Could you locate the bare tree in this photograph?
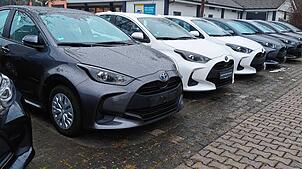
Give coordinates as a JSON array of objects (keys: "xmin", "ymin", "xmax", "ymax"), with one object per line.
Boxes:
[{"xmin": 290, "ymin": 0, "xmax": 302, "ymax": 29}]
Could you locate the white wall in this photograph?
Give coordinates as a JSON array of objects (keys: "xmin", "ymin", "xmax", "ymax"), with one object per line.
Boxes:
[
  {"xmin": 126, "ymin": 0, "xmax": 164, "ymax": 15},
  {"xmin": 204, "ymin": 6, "xmax": 221, "ymax": 18},
  {"xmin": 224, "ymin": 9, "xmax": 240, "ymax": 19},
  {"xmin": 169, "ymin": 2, "xmax": 197, "ymax": 16}
]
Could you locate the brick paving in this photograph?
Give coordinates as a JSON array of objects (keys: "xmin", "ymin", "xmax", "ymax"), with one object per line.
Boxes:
[{"xmin": 176, "ymin": 83, "xmax": 302, "ymax": 169}]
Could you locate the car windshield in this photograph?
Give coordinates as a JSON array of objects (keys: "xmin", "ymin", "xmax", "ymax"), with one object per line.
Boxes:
[
  {"xmin": 40, "ymin": 13, "xmax": 132, "ymax": 45},
  {"xmin": 138, "ymin": 17, "xmax": 194, "ymax": 40},
  {"xmin": 277, "ymin": 22, "xmax": 301, "ymax": 32},
  {"xmin": 252, "ymin": 22, "xmax": 276, "ymax": 34},
  {"xmin": 270, "ymin": 22, "xmax": 291, "ymax": 33},
  {"xmin": 192, "ymin": 19, "xmax": 230, "ymax": 36},
  {"xmin": 227, "ymin": 20, "xmax": 257, "ymax": 35}
]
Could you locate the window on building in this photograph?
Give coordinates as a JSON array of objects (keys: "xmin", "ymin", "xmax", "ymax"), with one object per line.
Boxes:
[
  {"xmin": 209, "ymin": 7, "xmax": 215, "ymax": 10},
  {"xmin": 232, "ymin": 10, "xmax": 236, "ymax": 13},
  {"xmin": 173, "ymin": 11, "xmax": 181, "ymax": 16},
  {"xmin": 208, "ymin": 14, "xmax": 213, "ymax": 18}
]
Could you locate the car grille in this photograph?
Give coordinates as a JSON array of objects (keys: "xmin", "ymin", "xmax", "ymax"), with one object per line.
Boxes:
[
  {"xmin": 126, "ymin": 98, "xmax": 180, "ymax": 121},
  {"xmin": 137, "ymin": 77, "xmax": 182, "ymax": 95},
  {"xmin": 206, "ymin": 60, "xmax": 234, "ymax": 88},
  {"xmin": 251, "ymin": 52, "xmax": 266, "ymax": 70}
]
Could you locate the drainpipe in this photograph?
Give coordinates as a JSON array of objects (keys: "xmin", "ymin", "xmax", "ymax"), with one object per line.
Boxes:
[
  {"xmin": 200, "ymin": 0, "xmax": 205, "ymax": 17},
  {"xmin": 164, "ymin": 0, "xmax": 169, "ymax": 15}
]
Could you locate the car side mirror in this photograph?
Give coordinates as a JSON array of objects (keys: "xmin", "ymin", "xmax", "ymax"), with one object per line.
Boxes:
[
  {"xmin": 131, "ymin": 32, "xmax": 145, "ymax": 41},
  {"xmin": 189, "ymin": 31, "xmax": 200, "ymax": 37},
  {"xmin": 227, "ymin": 30, "xmax": 235, "ymax": 35},
  {"xmin": 22, "ymin": 35, "xmax": 44, "ymax": 49}
]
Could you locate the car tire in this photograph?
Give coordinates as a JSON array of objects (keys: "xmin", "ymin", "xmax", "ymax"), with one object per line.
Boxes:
[{"xmin": 49, "ymin": 85, "xmax": 82, "ymax": 137}]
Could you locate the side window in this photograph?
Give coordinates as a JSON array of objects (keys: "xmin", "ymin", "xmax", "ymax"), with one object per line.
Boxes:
[
  {"xmin": 0, "ymin": 10, "xmax": 10, "ymax": 37},
  {"xmin": 115, "ymin": 16, "xmax": 142, "ymax": 36},
  {"xmin": 99, "ymin": 15, "xmax": 115, "ymax": 23},
  {"xmin": 10, "ymin": 11, "xmax": 39, "ymax": 43}
]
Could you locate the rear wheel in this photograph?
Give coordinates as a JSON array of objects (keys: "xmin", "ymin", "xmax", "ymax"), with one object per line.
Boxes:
[{"xmin": 49, "ymin": 86, "xmax": 82, "ymax": 137}]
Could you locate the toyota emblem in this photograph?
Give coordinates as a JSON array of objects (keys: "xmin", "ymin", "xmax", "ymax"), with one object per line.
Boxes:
[
  {"xmin": 225, "ymin": 56, "xmax": 229, "ymax": 61},
  {"xmin": 159, "ymin": 72, "xmax": 169, "ymax": 82}
]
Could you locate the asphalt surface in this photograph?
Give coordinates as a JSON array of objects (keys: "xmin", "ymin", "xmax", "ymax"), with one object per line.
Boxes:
[{"xmin": 27, "ymin": 59, "xmax": 302, "ymax": 169}]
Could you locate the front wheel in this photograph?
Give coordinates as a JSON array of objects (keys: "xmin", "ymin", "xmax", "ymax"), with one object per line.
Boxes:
[{"xmin": 49, "ymin": 86, "xmax": 82, "ymax": 137}]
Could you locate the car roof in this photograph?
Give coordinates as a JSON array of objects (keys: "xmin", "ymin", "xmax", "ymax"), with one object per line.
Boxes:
[{"xmin": 0, "ymin": 5, "xmax": 92, "ymax": 15}]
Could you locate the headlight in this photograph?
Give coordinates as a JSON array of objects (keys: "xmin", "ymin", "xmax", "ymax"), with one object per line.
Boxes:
[
  {"xmin": 0, "ymin": 74, "xmax": 16, "ymax": 115},
  {"xmin": 258, "ymin": 41, "xmax": 277, "ymax": 49},
  {"xmin": 281, "ymin": 39, "xmax": 295, "ymax": 45},
  {"xmin": 78, "ymin": 64, "xmax": 134, "ymax": 85},
  {"xmin": 226, "ymin": 44, "xmax": 253, "ymax": 54},
  {"xmin": 174, "ymin": 49, "xmax": 211, "ymax": 63}
]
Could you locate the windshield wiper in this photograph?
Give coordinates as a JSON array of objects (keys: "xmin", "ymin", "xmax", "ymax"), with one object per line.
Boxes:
[
  {"xmin": 94, "ymin": 41, "xmax": 135, "ymax": 46},
  {"xmin": 242, "ymin": 33, "xmax": 255, "ymax": 35},
  {"xmin": 157, "ymin": 37, "xmax": 193, "ymax": 40},
  {"xmin": 57, "ymin": 42, "xmax": 95, "ymax": 47}
]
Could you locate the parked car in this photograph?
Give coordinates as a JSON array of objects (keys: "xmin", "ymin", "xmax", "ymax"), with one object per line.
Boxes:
[
  {"xmin": 268, "ymin": 21, "xmax": 302, "ymax": 41},
  {"xmin": 98, "ymin": 12, "xmax": 235, "ymax": 92},
  {"xmin": 0, "ymin": 6, "xmax": 184, "ymax": 136},
  {"xmin": 165, "ymin": 16, "xmax": 265, "ymax": 73},
  {"xmin": 0, "ymin": 73, "xmax": 34, "ymax": 169},
  {"xmin": 273, "ymin": 22, "xmax": 302, "ymax": 35},
  {"xmin": 249, "ymin": 20, "xmax": 302, "ymax": 59},
  {"xmin": 207, "ymin": 19, "xmax": 287, "ymax": 65}
]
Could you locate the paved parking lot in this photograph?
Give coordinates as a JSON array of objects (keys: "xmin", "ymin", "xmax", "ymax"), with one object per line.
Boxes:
[{"xmin": 28, "ymin": 59, "xmax": 302, "ymax": 169}]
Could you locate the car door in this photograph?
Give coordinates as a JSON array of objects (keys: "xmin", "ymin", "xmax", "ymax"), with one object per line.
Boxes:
[
  {"xmin": 0, "ymin": 10, "xmax": 46, "ymax": 100},
  {"xmin": 0, "ymin": 132, "xmax": 14, "ymax": 169},
  {"xmin": 0, "ymin": 9, "xmax": 11, "ymax": 73}
]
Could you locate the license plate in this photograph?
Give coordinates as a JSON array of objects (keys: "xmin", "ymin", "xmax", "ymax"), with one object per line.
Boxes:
[{"xmin": 220, "ymin": 69, "xmax": 233, "ymax": 80}]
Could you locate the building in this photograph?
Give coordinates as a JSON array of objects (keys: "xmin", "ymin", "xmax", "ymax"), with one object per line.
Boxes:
[{"xmin": 47, "ymin": 0, "xmax": 297, "ymax": 21}]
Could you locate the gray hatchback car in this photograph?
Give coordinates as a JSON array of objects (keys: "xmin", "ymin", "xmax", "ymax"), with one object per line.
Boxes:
[{"xmin": 0, "ymin": 6, "xmax": 183, "ymax": 137}]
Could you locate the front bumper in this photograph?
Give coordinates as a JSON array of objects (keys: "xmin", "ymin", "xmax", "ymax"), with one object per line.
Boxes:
[
  {"xmin": 233, "ymin": 48, "xmax": 265, "ymax": 75},
  {"xmin": 76, "ymin": 70, "xmax": 183, "ymax": 130},
  {"xmin": 0, "ymin": 98, "xmax": 34, "ymax": 169},
  {"xmin": 265, "ymin": 47, "xmax": 287, "ymax": 64},
  {"xmin": 287, "ymin": 43, "xmax": 302, "ymax": 59}
]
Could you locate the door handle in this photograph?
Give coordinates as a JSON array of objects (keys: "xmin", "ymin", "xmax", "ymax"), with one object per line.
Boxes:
[{"xmin": 1, "ymin": 46, "xmax": 10, "ymax": 54}]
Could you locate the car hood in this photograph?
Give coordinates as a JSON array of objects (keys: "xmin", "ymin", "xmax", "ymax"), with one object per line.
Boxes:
[
  {"xmin": 283, "ymin": 32, "xmax": 302, "ymax": 40},
  {"xmin": 213, "ymin": 36, "xmax": 262, "ymax": 50},
  {"xmin": 63, "ymin": 44, "xmax": 175, "ymax": 78},
  {"xmin": 160, "ymin": 39, "xmax": 230, "ymax": 59},
  {"xmin": 242, "ymin": 34, "xmax": 284, "ymax": 47},
  {"xmin": 269, "ymin": 33, "xmax": 300, "ymax": 43}
]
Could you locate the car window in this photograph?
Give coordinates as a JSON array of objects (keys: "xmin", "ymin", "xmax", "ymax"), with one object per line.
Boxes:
[
  {"xmin": 211, "ymin": 20, "xmax": 232, "ymax": 32},
  {"xmin": 0, "ymin": 10, "xmax": 10, "ymax": 37},
  {"xmin": 115, "ymin": 16, "xmax": 142, "ymax": 36},
  {"xmin": 41, "ymin": 13, "xmax": 131, "ymax": 44},
  {"xmin": 10, "ymin": 11, "xmax": 39, "ymax": 43},
  {"xmin": 192, "ymin": 19, "xmax": 230, "ymax": 36},
  {"xmin": 226, "ymin": 21, "xmax": 257, "ymax": 35},
  {"xmin": 99, "ymin": 15, "xmax": 115, "ymax": 23},
  {"xmin": 138, "ymin": 17, "xmax": 194, "ymax": 40},
  {"xmin": 168, "ymin": 18, "xmax": 197, "ymax": 32}
]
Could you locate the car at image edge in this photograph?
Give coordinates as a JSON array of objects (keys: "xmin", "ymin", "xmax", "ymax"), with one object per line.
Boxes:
[
  {"xmin": 0, "ymin": 73, "xmax": 34, "ymax": 169},
  {"xmin": 0, "ymin": 6, "xmax": 183, "ymax": 137}
]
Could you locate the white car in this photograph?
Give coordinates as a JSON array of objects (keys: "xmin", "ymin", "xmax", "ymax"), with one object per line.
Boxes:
[
  {"xmin": 97, "ymin": 12, "xmax": 234, "ymax": 92},
  {"xmin": 165, "ymin": 16, "xmax": 266, "ymax": 74}
]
